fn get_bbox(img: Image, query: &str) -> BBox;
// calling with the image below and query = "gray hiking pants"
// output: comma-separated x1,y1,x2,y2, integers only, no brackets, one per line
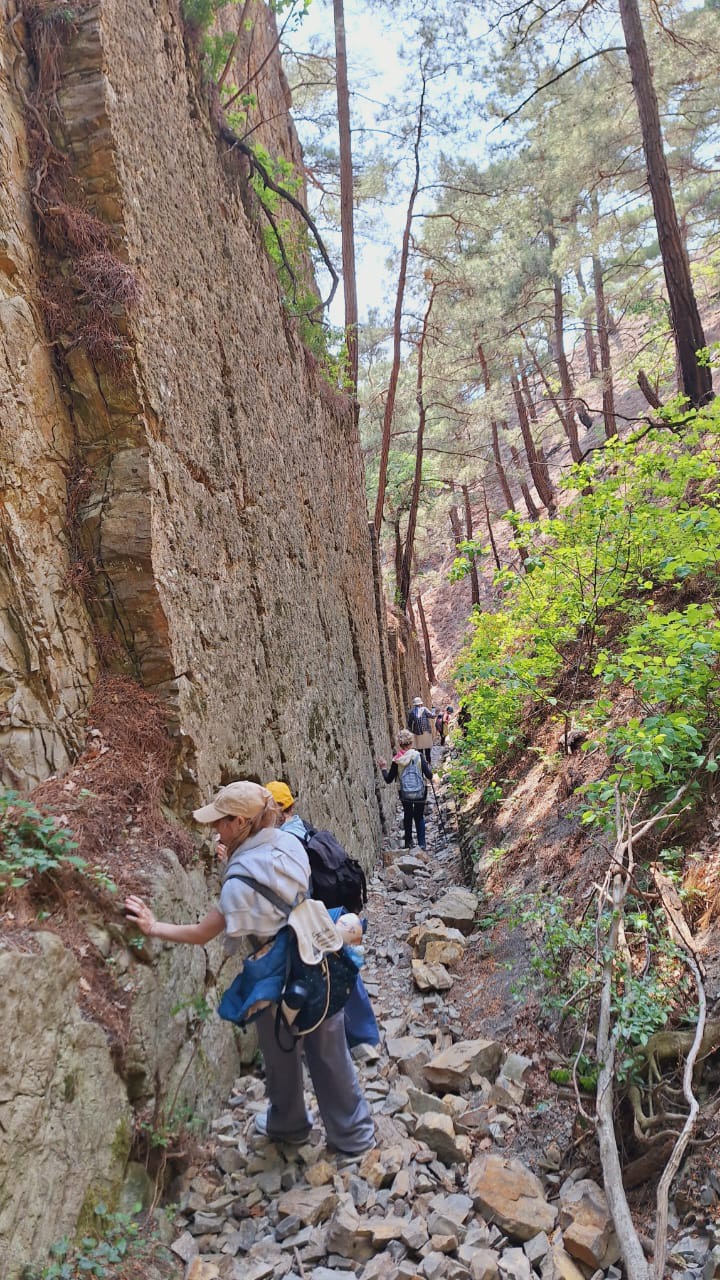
255,1007,375,1153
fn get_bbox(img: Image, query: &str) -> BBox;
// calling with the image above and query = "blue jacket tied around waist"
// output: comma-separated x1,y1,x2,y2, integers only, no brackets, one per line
218,908,361,1027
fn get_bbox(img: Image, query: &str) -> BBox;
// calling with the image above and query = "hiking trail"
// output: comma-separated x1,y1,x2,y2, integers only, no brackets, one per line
163,760,640,1280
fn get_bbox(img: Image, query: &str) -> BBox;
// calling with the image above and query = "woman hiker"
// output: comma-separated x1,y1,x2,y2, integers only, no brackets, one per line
124,781,374,1156
378,728,433,851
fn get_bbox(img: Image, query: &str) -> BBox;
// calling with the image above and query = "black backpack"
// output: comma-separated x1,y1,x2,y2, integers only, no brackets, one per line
408,707,428,735
300,825,367,915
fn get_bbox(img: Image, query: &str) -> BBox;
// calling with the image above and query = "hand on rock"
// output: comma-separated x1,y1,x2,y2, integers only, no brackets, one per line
124,894,156,936
377,758,387,769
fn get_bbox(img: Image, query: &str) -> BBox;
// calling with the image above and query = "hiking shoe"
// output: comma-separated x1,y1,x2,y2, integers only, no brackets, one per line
328,1135,376,1161
253,1112,311,1145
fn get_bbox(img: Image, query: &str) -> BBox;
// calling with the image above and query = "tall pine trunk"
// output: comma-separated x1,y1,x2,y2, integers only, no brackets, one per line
592,251,617,438
575,265,599,376
398,286,435,611
373,76,427,537
520,369,555,514
482,480,501,572
416,593,436,686
333,0,359,396
491,420,515,513
547,229,582,463
478,341,515,513
618,0,713,407
461,484,481,608
510,445,540,521
449,503,463,549
393,512,403,601
511,369,556,514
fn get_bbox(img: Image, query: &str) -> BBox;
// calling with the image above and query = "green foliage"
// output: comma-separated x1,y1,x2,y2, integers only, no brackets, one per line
550,1055,597,1092
171,992,213,1024
0,791,116,899
580,601,720,825
27,1204,141,1279
442,759,474,798
452,406,720,823
449,538,487,583
249,148,344,379
0,791,82,892
513,891,691,1078
481,781,503,807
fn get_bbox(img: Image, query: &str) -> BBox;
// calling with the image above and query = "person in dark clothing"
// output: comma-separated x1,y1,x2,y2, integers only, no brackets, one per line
439,705,454,746
378,729,433,850
407,696,433,763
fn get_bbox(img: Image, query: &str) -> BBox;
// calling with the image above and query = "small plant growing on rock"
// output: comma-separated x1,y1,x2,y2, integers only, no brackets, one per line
0,791,86,892
0,790,116,898
25,1202,158,1279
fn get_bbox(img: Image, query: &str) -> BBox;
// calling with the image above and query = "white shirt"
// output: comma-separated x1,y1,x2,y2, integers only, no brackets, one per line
219,828,310,939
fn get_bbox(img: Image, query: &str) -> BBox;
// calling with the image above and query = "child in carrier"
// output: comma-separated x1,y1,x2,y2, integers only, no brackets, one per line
378,729,433,850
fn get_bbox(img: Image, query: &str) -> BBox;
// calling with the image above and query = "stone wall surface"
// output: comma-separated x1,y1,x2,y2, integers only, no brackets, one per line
0,855,249,1277
42,0,398,853
0,932,132,1274
0,8,98,787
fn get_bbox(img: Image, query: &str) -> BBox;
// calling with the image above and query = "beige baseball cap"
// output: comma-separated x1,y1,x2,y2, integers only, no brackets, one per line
192,781,273,824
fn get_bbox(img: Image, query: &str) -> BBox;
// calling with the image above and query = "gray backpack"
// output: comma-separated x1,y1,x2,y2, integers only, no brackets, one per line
399,755,425,801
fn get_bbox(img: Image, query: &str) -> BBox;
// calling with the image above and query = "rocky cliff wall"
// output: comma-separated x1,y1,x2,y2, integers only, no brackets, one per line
0,2,426,1267
0,6,98,785
0,0,403,850
0,851,252,1276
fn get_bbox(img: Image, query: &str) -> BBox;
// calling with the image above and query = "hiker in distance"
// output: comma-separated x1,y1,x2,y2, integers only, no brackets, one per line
264,780,380,1050
124,781,374,1156
407,695,433,762
437,705,453,747
378,728,434,851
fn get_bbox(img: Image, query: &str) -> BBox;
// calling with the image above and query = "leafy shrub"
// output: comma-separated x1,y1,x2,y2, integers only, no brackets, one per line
0,791,115,897
452,403,720,826
512,892,692,1077
0,791,86,892
581,602,720,824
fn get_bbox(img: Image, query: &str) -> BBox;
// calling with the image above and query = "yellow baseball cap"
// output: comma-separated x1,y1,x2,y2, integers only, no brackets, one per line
264,780,295,811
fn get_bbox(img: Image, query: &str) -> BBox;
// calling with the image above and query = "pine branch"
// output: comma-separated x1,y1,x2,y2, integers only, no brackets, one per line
499,48,627,126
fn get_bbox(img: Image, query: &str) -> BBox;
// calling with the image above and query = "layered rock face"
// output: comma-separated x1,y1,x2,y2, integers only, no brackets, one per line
0,853,252,1276
0,0,408,855
0,9,98,785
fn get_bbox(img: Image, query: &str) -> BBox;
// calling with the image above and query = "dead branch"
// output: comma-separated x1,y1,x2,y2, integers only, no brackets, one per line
217,0,252,93
498,47,627,125
595,795,652,1279
653,941,707,1277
